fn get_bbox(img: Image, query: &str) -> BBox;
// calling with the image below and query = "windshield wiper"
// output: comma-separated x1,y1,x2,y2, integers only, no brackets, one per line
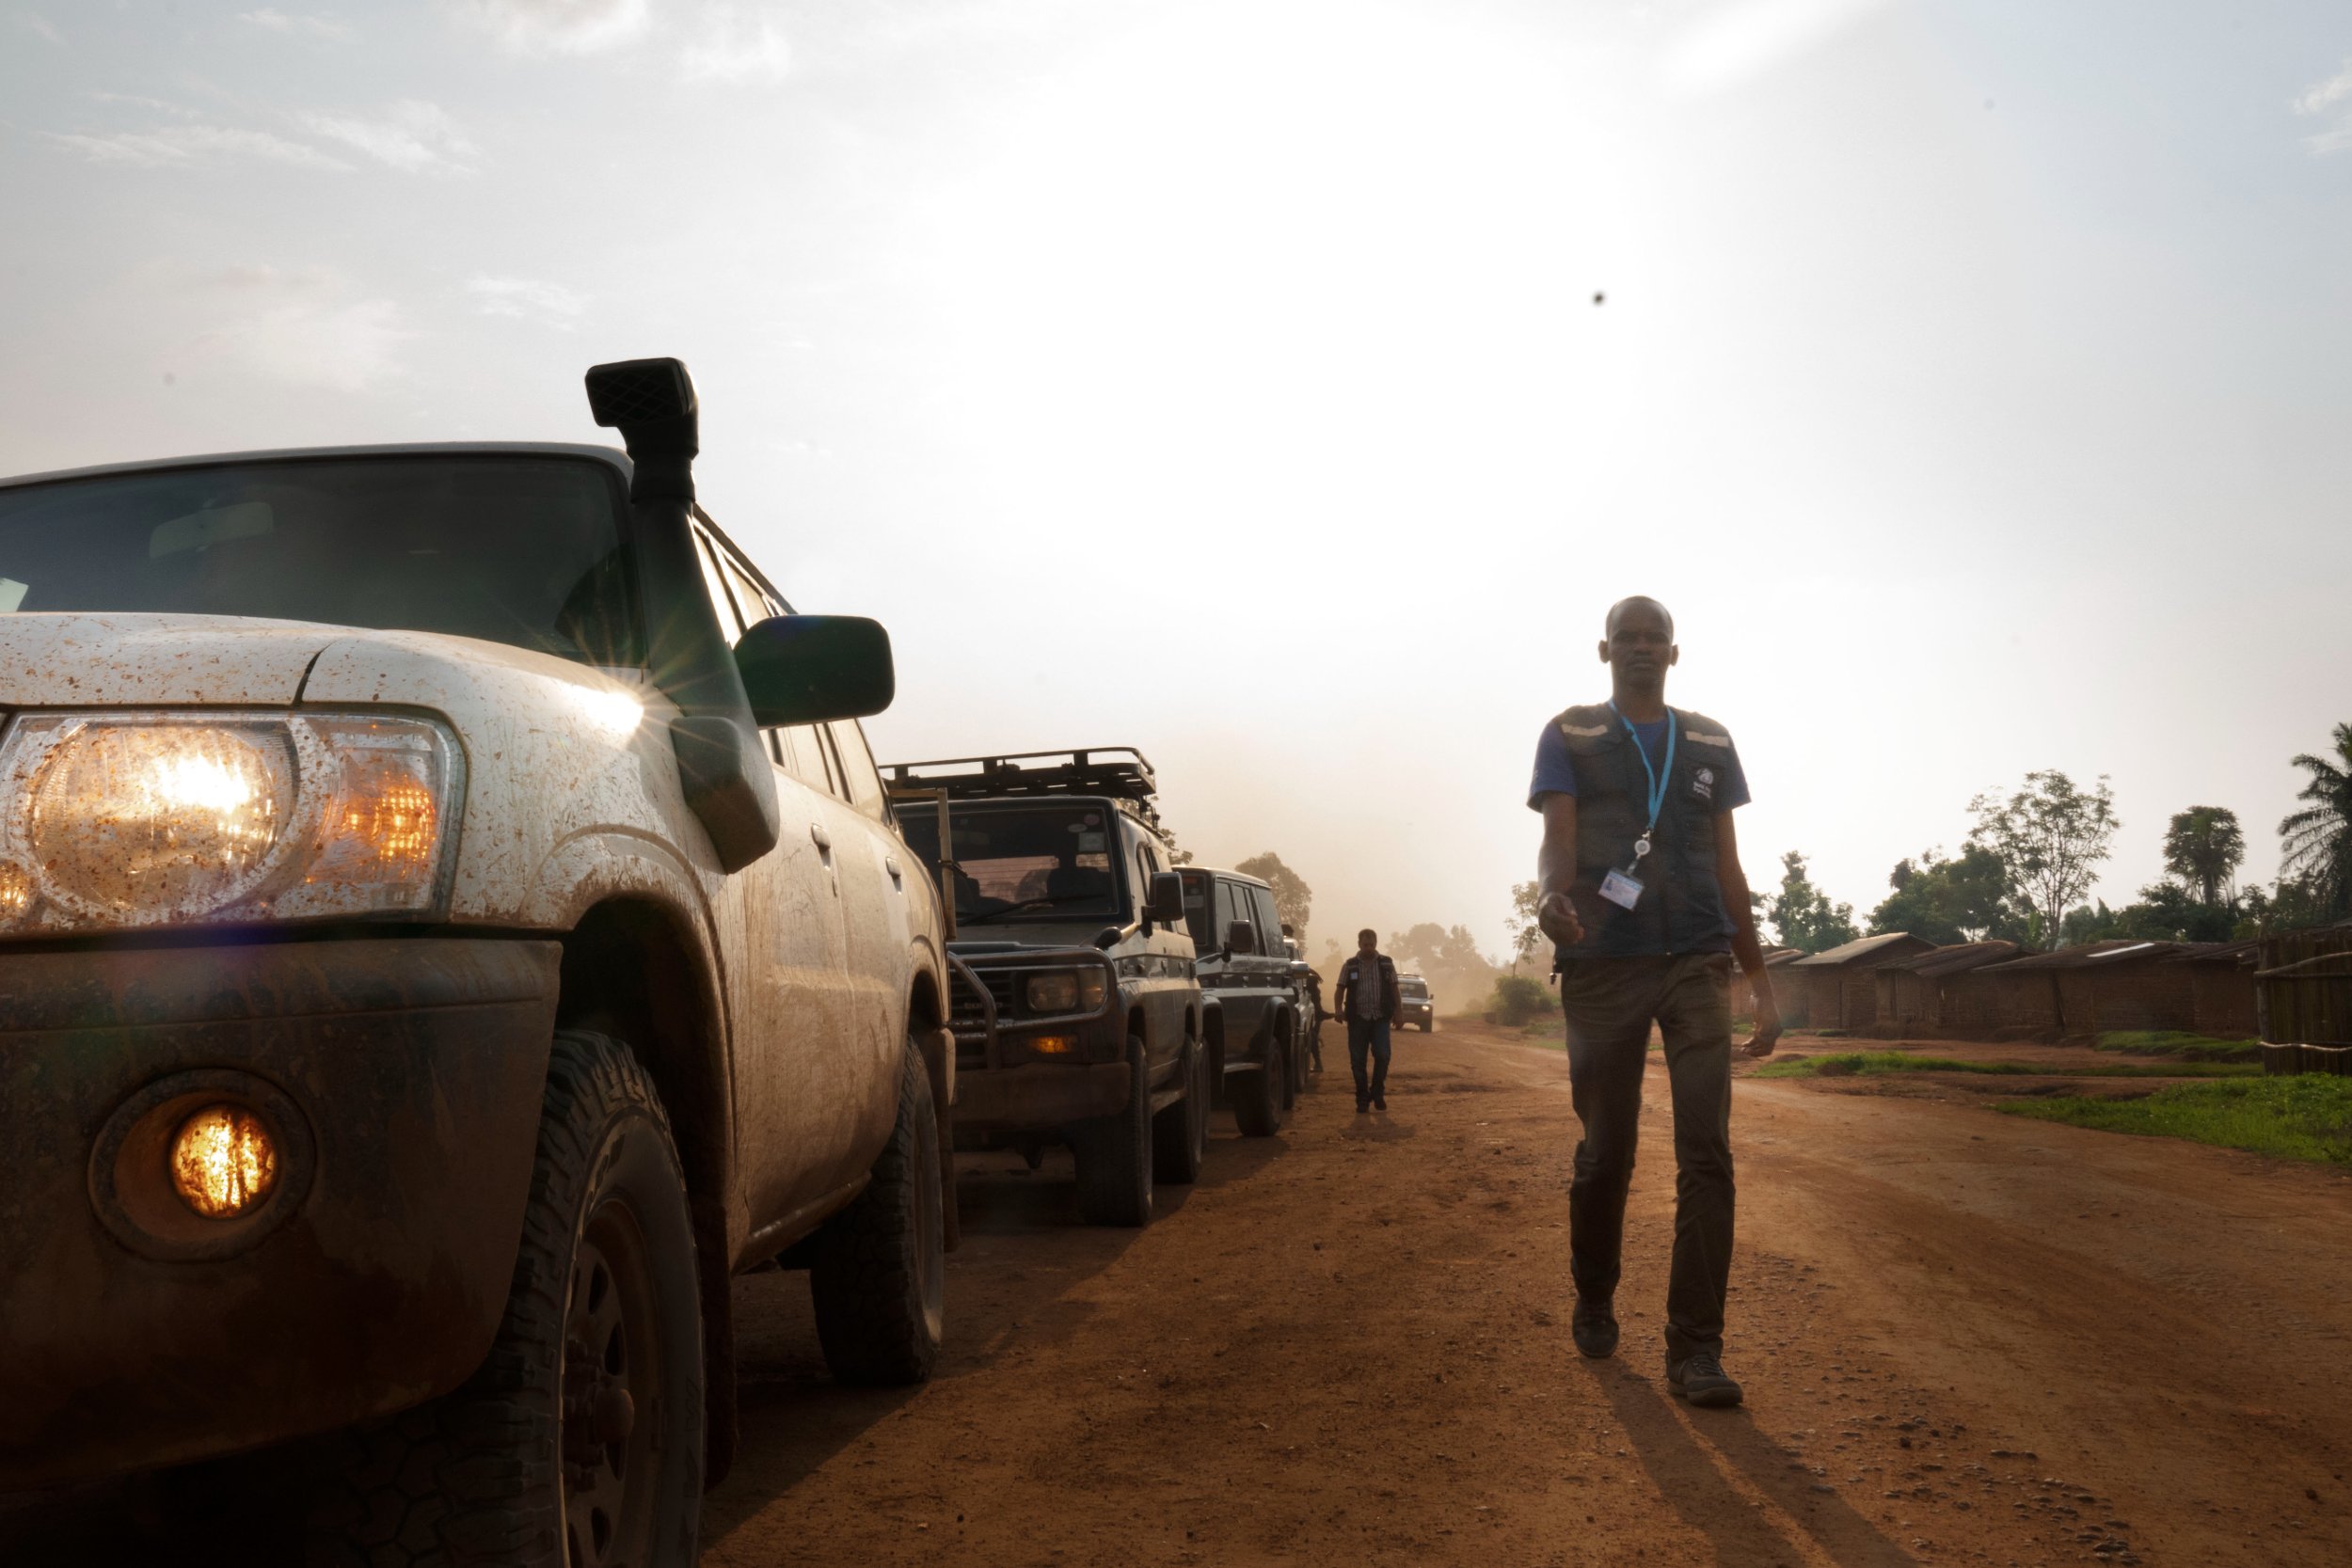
961,893,1107,927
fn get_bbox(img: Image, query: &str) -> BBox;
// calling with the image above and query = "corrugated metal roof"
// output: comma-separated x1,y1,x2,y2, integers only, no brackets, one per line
1788,932,1932,968
1979,939,2256,974
1874,940,2026,977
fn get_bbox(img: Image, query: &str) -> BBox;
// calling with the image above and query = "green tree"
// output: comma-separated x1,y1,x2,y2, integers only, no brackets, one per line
2280,722,2352,921
2162,807,2245,909
1506,880,1545,966
1389,923,1499,1011
1968,770,2120,945
2110,881,2239,942
2060,900,2119,946
1234,851,1311,944
1769,851,1859,954
2236,876,2332,939
1867,844,2011,944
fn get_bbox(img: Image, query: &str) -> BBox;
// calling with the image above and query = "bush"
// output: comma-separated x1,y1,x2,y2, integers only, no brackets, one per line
1490,974,1551,1026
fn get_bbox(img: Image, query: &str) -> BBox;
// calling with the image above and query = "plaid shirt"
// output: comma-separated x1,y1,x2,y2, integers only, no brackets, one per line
1335,952,1401,1023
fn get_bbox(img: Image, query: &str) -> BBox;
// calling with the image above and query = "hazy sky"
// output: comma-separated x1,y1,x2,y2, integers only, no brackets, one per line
4,0,2347,957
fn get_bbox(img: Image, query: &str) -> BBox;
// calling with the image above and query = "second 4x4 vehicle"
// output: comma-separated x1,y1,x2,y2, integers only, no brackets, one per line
0,357,960,1565
888,750,1206,1227
1181,866,1306,1135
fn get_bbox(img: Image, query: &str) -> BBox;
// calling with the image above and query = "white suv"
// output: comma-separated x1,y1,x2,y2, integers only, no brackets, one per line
0,357,957,1565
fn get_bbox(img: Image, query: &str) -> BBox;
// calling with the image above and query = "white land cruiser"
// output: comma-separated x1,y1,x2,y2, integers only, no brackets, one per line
0,357,959,1566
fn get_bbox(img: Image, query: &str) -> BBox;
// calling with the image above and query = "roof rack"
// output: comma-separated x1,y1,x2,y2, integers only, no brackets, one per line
884,748,1161,825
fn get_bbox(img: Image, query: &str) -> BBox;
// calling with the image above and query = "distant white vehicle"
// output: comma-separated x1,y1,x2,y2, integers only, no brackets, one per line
1400,974,1436,1031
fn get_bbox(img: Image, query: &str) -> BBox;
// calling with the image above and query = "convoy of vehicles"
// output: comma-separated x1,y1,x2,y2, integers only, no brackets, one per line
0,358,956,1564
885,749,1207,1226
0,356,1339,1553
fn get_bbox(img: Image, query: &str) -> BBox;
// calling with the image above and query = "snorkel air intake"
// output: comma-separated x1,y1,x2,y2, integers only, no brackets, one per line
585,356,780,872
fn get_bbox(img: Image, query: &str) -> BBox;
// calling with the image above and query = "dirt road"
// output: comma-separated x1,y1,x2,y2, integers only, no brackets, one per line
12,1022,2349,1563
704,1022,2352,1567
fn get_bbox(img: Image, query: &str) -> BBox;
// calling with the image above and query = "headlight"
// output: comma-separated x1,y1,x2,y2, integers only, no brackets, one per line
1024,970,1108,1013
0,710,457,933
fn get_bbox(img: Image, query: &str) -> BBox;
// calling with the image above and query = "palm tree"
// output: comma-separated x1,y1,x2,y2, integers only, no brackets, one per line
2280,722,2352,920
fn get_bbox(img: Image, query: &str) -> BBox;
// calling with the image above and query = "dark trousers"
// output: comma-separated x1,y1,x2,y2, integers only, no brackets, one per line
1560,952,1736,1361
1346,1016,1392,1104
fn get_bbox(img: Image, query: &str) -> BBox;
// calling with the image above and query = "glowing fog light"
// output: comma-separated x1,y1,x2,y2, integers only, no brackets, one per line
168,1104,279,1220
1026,1035,1078,1056
28,722,294,917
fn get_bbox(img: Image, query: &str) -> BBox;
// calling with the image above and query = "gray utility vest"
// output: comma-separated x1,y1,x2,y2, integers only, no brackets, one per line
1550,703,1739,958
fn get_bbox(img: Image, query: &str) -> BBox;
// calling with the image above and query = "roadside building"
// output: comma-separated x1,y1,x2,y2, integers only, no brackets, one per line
1867,941,2026,1038
1785,933,1937,1033
1975,940,2259,1040
1733,946,1804,1020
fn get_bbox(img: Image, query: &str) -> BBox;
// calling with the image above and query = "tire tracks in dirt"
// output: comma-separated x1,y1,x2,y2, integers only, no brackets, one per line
700,1022,2349,1566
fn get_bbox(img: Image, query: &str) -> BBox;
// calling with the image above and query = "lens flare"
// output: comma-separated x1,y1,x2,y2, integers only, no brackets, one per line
169,1104,279,1219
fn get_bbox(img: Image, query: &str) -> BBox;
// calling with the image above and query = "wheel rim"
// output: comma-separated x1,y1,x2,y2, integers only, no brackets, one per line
562,1197,662,1568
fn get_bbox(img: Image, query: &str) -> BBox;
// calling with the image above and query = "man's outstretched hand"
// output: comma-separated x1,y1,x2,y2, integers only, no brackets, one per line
1537,890,1583,949
1740,1004,1784,1059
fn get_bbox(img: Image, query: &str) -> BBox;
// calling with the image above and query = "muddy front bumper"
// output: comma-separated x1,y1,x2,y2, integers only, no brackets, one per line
0,936,560,1490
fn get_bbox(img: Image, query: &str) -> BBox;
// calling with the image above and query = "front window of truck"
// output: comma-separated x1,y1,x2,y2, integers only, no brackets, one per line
0,454,640,667
899,803,1125,926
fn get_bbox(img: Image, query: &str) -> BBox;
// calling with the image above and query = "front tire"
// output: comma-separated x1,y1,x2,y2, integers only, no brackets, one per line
1073,1035,1154,1226
810,1038,946,1386
308,1031,704,1568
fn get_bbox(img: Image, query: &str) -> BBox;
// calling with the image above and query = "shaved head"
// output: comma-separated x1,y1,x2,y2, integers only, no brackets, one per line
1605,595,1675,640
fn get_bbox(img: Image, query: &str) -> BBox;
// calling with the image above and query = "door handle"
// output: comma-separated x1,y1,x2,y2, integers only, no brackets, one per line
810,823,832,851
884,854,904,881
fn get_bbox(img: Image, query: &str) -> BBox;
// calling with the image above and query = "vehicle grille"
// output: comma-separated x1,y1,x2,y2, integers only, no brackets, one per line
949,967,1019,1066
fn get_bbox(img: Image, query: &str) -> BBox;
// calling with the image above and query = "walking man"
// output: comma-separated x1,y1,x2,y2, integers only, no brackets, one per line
1530,595,1782,1408
1332,928,1401,1113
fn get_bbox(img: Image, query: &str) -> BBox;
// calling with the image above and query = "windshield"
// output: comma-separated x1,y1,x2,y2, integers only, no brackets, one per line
899,802,1126,926
0,454,640,667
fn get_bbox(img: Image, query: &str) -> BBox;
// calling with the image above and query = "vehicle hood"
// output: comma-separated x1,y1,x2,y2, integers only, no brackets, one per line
949,919,1125,954
0,612,342,706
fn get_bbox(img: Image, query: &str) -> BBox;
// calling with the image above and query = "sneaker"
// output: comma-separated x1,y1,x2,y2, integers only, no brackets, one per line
1357,1100,1370,1114
1372,1094,1387,1110
1666,1351,1743,1408
1570,1295,1618,1359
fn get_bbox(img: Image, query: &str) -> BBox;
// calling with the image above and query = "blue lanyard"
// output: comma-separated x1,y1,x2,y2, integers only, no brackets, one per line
1608,700,1677,837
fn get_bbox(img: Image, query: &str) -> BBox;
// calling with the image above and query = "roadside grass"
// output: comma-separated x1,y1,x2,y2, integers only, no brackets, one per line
1999,1076,2352,1165
1755,1051,2258,1081
2094,1030,2262,1064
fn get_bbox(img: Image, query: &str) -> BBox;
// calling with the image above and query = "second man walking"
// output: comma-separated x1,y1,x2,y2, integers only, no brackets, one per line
1333,928,1402,1113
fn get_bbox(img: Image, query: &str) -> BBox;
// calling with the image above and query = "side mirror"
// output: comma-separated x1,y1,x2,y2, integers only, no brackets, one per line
1226,919,1257,956
736,615,895,726
1149,871,1186,927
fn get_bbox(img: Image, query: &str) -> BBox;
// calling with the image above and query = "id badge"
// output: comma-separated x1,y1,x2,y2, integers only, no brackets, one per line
1598,868,1644,911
